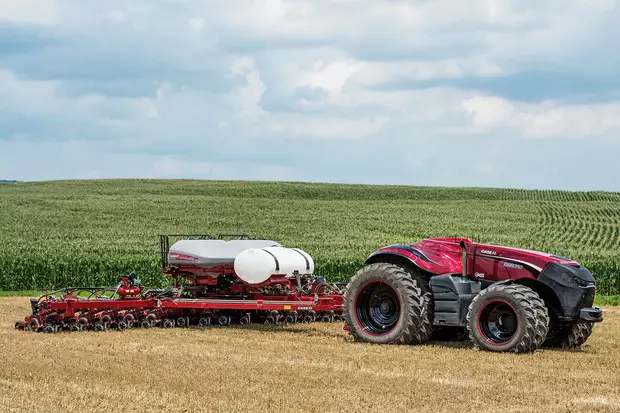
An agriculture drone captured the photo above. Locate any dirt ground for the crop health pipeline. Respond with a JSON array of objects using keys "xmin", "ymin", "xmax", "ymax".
[{"xmin": 0, "ymin": 297, "xmax": 619, "ymax": 413}]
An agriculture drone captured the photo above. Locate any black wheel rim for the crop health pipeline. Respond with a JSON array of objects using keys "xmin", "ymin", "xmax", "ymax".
[
  {"xmin": 479, "ymin": 301, "xmax": 518, "ymax": 344},
  {"xmin": 355, "ymin": 281, "xmax": 400, "ymax": 335}
]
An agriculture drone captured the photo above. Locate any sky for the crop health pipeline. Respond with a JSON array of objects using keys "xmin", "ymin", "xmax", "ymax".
[{"xmin": 0, "ymin": 0, "xmax": 619, "ymax": 191}]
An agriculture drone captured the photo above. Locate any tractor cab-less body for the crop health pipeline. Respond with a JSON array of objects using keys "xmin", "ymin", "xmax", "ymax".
[{"xmin": 344, "ymin": 238, "xmax": 603, "ymax": 352}]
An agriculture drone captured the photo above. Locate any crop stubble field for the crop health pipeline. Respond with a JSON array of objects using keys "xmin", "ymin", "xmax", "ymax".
[
  {"xmin": 0, "ymin": 297, "xmax": 619, "ymax": 413},
  {"xmin": 1, "ymin": 179, "xmax": 620, "ymax": 294}
]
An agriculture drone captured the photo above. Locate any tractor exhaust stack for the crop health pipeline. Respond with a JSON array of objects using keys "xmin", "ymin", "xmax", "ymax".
[{"xmin": 460, "ymin": 240, "xmax": 468, "ymax": 278}]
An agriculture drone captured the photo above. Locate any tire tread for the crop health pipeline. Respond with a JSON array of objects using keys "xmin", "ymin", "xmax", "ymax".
[
  {"xmin": 466, "ymin": 283, "xmax": 549, "ymax": 353},
  {"xmin": 343, "ymin": 263, "xmax": 424, "ymax": 345},
  {"xmin": 544, "ymin": 322, "xmax": 594, "ymax": 349}
]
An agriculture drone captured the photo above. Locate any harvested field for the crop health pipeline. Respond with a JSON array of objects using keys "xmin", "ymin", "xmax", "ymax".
[{"xmin": 1, "ymin": 297, "xmax": 619, "ymax": 413}]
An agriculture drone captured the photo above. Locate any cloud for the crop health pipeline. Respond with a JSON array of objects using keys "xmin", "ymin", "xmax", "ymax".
[
  {"xmin": 0, "ymin": 23, "xmax": 59, "ymax": 55},
  {"xmin": 386, "ymin": 70, "xmax": 620, "ymax": 103},
  {"xmin": 0, "ymin": 0, "xmax": 59, "ymax": 25},
  {"xmin": 459, "ymin": 96, "xmax": 620, "ymax": 139},
  {"xmin": 0, "ymin": 0, "xmax": 619, "ymax": 190}
]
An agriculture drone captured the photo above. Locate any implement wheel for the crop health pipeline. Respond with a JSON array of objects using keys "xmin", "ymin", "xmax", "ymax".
[
  {"xmin": 43, "ymin": 324, "xmax": 56, "ymax": 334},
  {"xmin": 466, "ymin": 283, "xmax": 549, "ymax": 353},
  {"xmin": 343, "ymin": 263, "xmax": 425, "ymax": 345}
]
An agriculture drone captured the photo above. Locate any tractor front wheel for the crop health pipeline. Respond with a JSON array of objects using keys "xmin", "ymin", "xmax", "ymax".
[
  {"xmin": 343, "ymin": 263, "xmax": 425, "ymax": 345},
  {"xmin": 543, "ymin": 322, "xmax": 594, "ymax": 349},
  {"xmin": 466, "ymin": 283, "xmax": 549, "ymax": 353}
]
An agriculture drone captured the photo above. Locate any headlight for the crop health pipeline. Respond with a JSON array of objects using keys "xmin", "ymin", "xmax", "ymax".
[{"xmin": 572, "ymin": 276, "xmax": 590, "ymax": 287}]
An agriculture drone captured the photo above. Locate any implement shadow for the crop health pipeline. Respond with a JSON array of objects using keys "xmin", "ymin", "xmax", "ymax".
[{"xmin": 188, "ymin": 321, "xmax": 350, "ymax": 340}]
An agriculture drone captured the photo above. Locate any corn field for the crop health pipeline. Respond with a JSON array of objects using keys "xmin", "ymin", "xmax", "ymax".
[{"xmin": 1, "ymin": 179, "xmax": 619, "ymax": 295}]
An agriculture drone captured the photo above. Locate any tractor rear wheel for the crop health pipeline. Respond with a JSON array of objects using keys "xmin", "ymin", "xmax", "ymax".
[
  {"xmin": 466, "ymin": 283, "xmax": 549, "ymax": 353},
  {"xmin": 343, "ymin": 263, "xmax": 425, "ymax": 345},
  {"xmin": 543, "ymin": 322, "xmax": 593, "ymax": 349}
]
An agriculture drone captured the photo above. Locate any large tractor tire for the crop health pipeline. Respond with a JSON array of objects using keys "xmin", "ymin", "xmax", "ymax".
[
  {"xmin": 407, "ymin": 269, "xmax": 434, "ymax": 344},
  {"xmin": 343, "ymin": 263, "xmax": 425, "ymax": 345},
  {"xmin": 466, "ymin": 283, "xmax": 549, "ymax": 353},
  {"xmin": 543, "ymin": 322, "xmax": 594, "ymax": 349}
]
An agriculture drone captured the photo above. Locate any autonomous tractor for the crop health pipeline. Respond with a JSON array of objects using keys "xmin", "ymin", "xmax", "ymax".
[{"xmin": 15, "ymin": 234, "xmax": 603, "ymax": 353}]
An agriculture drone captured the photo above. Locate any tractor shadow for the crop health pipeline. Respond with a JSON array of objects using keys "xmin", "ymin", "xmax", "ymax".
[
  {"xmin": 189, "ymin": 324, "xmax": 477, "ymax": 346},
  {"xmin": 425, "ymin": 339, "xmax": 474, "ymax": 350},
  {"xmin": 187, "ymin": 324, "xmax": 589, "ymax": 353},
  {"xmin": 426, "ymin": 327, "xmax": 474, "ymax": 349}
]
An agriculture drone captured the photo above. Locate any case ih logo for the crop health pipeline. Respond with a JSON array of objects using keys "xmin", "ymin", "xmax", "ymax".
[
  {"xmin": 169, "ymin": 252, "xmax": 199, "ymax": 262},
  {"xmin": 480, "ymin": 249, "xmax": 498, "ymax": 256}
]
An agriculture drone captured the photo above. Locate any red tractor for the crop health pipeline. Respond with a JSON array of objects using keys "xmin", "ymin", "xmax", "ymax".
[{"xmin": 343, "ymin": 238, "xmax": 603, "ymax": 353}]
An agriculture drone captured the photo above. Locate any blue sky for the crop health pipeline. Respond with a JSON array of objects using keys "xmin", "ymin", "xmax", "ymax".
[{"xmin": 1, "ymin": 0, "xmax": 619, "ymax": 191}]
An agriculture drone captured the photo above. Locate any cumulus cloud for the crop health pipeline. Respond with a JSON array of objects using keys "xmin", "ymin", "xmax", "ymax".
[
  {"xmin": 459, "ymin": 96, "xmax": 620, "ymax": 139},
  {"xmin": 0, "ymin": 0, "xmax": 619, "ymax": 190}
]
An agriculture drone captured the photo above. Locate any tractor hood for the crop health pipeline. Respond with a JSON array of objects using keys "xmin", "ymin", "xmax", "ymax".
[
  {"xmin": 416, "ymin": 237, "xmax": 579, "ymax": 266},
  {"xmin": 369, "ymin": 237, "xmax": 582, "ymax": 277}
]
